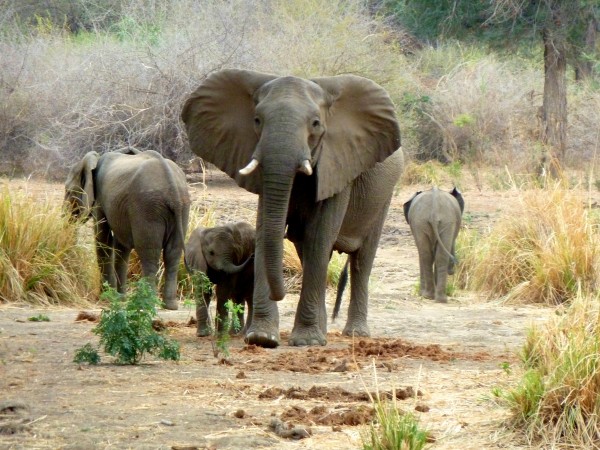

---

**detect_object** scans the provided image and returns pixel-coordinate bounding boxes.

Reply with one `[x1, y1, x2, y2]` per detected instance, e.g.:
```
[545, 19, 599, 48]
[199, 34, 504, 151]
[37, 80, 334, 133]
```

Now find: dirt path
[0, 173, 555, 449]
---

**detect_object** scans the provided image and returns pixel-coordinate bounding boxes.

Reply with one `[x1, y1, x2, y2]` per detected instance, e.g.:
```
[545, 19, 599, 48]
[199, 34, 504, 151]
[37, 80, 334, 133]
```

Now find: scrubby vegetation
[74, 279, 180, 365]
[456, 182, 600, 305]
[0, 187, 98, 305]
[494, 290, 600, 447]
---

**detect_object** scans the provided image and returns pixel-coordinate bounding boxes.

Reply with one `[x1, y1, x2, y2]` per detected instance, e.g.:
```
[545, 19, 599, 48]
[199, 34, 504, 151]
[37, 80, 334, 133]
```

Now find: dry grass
[456, 182, 600, 304]
[0, 0, 411, 179]
[499, 288, 600, 447]
[0, 187, 99, 305]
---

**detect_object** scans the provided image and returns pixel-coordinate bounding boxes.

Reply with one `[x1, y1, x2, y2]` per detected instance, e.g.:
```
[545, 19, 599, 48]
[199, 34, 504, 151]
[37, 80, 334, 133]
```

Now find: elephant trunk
[222, 254, 253, 274]
[262, 172, 294, 301]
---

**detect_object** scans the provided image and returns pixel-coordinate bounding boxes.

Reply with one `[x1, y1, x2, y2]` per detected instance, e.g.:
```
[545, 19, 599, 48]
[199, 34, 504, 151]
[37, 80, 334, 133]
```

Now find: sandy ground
[0, 170, 563, 449]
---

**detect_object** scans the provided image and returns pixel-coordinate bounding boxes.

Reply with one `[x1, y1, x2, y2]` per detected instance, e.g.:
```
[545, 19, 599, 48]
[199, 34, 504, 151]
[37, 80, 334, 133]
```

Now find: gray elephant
[64, 149, 191, 309]
[184, 222, 255, 337]
[403, 187, 464, 303]
[181, 69, 403, 347]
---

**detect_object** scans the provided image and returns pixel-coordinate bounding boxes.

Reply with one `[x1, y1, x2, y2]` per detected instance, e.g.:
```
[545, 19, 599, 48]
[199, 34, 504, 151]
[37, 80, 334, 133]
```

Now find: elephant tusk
[298, 160, 313, 176]
[239, 159, 259, 175]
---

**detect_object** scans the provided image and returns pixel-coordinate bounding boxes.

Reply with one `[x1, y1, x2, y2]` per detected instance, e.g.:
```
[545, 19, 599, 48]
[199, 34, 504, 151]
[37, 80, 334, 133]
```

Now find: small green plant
[73, 343, 101, 365]
[362, 401, 430, 450]
[28, 314, 50, 322]
[500, 361, 512, 375]
[214, 300, 244, 359]
[73, 279, 180, 365]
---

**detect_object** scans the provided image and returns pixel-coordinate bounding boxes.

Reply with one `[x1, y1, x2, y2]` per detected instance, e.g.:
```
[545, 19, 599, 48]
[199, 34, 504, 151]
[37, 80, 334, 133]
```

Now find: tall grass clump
[456, 183, 600, 304]
[497, 289, 600, 447]
[0, 188, 98, 305]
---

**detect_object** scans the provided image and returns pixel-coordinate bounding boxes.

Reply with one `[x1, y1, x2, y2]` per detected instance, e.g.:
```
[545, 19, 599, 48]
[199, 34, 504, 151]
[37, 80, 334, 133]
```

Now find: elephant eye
[209, 250, 215, 256]
[254, 116, 261, 127]
[312, 119, 321, 128]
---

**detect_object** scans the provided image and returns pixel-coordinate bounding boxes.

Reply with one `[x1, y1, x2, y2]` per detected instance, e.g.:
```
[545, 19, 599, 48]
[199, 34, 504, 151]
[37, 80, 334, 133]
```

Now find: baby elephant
[403, 187, 464, 303]
[185, 222, 255, 336]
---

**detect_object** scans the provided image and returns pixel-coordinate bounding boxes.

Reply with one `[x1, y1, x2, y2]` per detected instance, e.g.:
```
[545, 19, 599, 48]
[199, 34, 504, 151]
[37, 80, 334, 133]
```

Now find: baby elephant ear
[450, 187, 465, 213]
[311, 75, 401, 201]
[403, 191, 422, 224]
[185, 228, 208, 274]
[181, 69, 278, 194]
[65, 151, 99, 217]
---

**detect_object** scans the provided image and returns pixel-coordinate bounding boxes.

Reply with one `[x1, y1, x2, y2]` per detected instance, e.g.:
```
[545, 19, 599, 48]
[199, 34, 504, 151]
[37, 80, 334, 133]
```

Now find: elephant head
[64, 151, 100, 220]
[185, 222, 255, 276]
[181, 69, 400, 301]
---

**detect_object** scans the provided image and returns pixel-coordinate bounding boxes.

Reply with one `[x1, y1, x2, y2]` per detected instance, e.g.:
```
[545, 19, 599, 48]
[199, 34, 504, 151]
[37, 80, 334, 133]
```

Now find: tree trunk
[541, 28, 568, 162]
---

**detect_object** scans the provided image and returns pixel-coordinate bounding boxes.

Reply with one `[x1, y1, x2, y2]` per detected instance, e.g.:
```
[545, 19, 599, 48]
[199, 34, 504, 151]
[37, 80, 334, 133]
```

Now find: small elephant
[64, 148, 191, 309]
[182, 69, 403, 347]
[184, 222, 255, 337]
[403, 187, 464, 303]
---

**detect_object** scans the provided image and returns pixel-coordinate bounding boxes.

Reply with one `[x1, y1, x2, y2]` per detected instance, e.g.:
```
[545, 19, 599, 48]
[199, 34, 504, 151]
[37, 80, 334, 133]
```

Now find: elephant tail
[431, 189, 457, 265]
[332, 256, 350, 321]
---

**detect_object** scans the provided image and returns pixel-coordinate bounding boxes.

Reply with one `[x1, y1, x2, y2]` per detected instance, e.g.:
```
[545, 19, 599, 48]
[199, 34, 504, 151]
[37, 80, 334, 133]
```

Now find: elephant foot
[288, 325, 327, 347]
[196, 326, 212, 337]
[163, 299, 179, 310]
[435, 296, 448, 303]
[245, 331, 280, 348]
[342, 321, 370, 338]
[420, 289, 434, 300]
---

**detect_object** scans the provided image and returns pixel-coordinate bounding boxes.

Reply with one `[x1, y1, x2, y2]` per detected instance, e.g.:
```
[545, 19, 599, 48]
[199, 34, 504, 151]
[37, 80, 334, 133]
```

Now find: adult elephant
[403, 187, 464, 303]
[181, 69, 402, 347]
[185, 222, 255, 337]
[64, 149, 191, 309]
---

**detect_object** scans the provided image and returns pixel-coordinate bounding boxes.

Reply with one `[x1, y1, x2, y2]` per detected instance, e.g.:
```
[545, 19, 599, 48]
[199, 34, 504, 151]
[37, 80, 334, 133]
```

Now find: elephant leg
[162, 239, 183, 310]
[94, 217, 116, 289]
[135, 246, 161, 302]
[342, 206, 388, 337]
[113, 242, 131, 295]
[415, 232, 435, 300]
[196, 290, 212, 337]
[289, 193, 349, 347]
[433, 227, 454, 303]
[215, 288, 229, 334]
[245, 198, 280, 348]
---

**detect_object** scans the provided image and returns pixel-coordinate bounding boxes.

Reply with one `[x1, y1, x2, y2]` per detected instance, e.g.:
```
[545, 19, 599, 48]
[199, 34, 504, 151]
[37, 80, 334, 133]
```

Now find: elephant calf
[403, 187, 464, 303]
[64, 148, 191, 309]
[184, 222, 255, 337]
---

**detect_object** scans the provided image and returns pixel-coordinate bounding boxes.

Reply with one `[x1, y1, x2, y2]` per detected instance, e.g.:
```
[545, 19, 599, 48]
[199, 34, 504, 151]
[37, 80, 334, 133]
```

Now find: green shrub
[74, 279, 180, 365]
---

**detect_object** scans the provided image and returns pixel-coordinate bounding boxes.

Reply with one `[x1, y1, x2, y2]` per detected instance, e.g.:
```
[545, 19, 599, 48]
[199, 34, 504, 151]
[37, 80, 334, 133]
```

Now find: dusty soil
[0, 170, 565, 449]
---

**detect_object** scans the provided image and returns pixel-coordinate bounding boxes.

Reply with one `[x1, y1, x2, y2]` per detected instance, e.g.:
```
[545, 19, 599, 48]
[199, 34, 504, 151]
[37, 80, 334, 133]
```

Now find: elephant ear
[184, 228, 208, 273]
[403, 191, 422, 224]
[450, 187, 465, 214]
[181, 69, 278, 194]
[311, 75, 401, 201]
[64, 151, 99, 217]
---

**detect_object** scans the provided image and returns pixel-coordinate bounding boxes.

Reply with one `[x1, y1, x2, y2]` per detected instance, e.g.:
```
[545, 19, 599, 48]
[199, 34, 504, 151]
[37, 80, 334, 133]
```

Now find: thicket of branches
[0, 0, 598, 179]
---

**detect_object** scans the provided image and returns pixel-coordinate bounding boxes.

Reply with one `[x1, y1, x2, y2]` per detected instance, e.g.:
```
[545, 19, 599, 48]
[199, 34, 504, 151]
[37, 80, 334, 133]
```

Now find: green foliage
[362, 401, 430, 450]
[73, 343, 100, 365]
[75, 279, 180, 365]
[27, 314, 50, 322]
[214, 300, 244, 358]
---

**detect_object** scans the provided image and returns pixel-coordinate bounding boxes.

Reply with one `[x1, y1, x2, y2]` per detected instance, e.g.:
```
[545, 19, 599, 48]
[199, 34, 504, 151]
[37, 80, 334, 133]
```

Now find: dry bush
[0, 187, 99, 305]
[500, 290, 600, 447]
[567, 81, 600, 167]
[456, 183, 600, 304]
[407, 47, 541, 169]
[0, 0, 411, 179]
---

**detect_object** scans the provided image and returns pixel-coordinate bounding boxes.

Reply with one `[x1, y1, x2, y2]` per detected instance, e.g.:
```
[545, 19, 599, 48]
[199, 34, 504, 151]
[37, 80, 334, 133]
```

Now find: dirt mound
[281, 404, 374, 426]
[258, 385, 420, 402]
